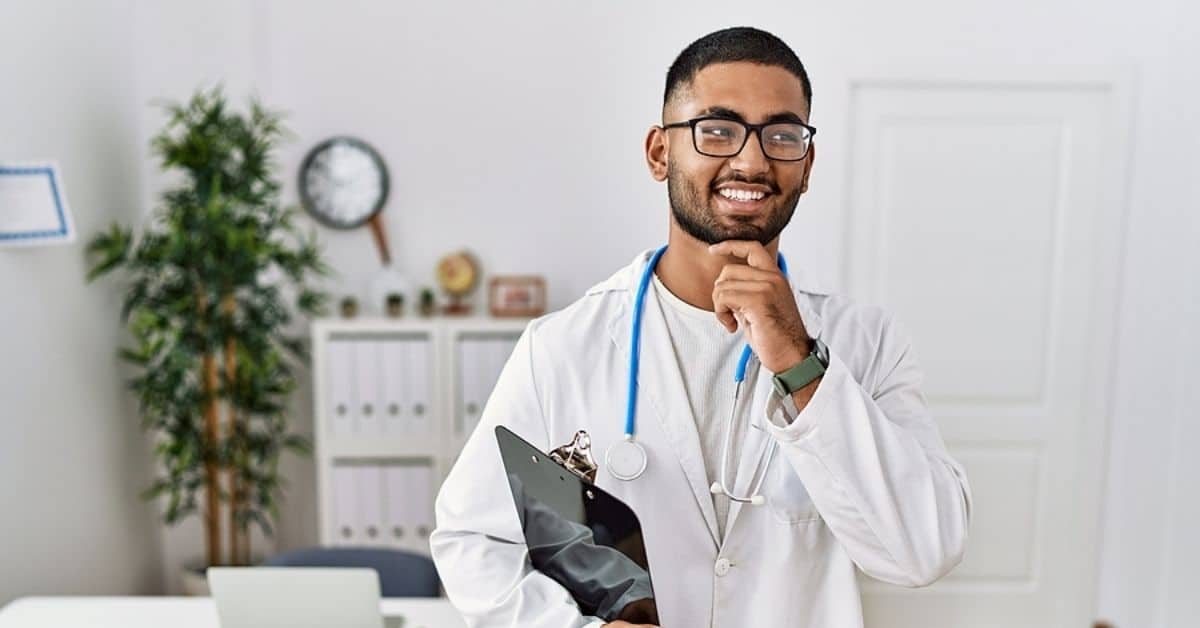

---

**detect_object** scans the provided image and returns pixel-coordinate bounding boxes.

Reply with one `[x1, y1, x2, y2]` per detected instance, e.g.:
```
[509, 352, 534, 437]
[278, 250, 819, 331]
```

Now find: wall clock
[298, 136, 392, 264]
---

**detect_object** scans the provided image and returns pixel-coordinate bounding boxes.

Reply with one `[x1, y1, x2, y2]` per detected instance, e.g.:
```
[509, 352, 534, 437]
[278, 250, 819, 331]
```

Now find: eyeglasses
[661, 116, 816, 162]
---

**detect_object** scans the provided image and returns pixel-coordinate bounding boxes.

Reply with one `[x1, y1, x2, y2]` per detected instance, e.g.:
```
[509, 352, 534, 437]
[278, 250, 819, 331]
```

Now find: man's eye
[702, 127, 735, 138]
[768, 132, 801, 144]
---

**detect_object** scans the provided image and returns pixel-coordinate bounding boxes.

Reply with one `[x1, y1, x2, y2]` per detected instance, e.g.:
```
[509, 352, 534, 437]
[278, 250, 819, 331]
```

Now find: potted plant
[86, 87, 329, 592]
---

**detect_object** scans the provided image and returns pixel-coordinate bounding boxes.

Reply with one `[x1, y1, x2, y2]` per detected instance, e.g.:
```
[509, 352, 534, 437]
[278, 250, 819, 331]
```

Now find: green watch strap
[771, 338, 829, 397]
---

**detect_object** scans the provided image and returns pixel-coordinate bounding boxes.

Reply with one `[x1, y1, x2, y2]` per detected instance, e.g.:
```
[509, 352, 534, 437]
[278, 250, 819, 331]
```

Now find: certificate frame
[0, 162, 75, 246]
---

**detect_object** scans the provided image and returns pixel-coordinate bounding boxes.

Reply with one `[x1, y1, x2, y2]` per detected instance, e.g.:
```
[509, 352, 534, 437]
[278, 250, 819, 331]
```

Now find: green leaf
[282, 434, 312, 456]
[84, 223, 133, 282]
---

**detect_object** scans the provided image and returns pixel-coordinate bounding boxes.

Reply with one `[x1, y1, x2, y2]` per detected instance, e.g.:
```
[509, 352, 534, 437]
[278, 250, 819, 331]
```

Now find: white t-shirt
[651, 272, 762, 540]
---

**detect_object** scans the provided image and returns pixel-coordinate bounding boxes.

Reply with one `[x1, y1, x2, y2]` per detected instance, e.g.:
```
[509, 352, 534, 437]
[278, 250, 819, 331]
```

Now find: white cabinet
[312, 318, 528, 556]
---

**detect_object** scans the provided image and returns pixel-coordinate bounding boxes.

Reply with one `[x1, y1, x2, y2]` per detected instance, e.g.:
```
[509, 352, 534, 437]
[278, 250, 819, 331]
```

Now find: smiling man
[431, 27, 972, 628]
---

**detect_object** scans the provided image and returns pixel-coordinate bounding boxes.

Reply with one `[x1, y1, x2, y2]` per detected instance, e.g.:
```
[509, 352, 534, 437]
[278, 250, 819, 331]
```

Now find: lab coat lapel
[723, 288, 825, 536]
[721, 363, 775, 535]
[606, 264, 722, 550]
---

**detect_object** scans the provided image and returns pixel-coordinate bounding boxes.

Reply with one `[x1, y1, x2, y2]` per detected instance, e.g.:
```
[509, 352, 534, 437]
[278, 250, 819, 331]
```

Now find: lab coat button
[714, 558, 731, 576]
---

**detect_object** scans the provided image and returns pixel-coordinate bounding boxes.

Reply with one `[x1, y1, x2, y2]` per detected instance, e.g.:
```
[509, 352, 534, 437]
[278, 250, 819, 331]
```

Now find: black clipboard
[495, 426, 659, 625]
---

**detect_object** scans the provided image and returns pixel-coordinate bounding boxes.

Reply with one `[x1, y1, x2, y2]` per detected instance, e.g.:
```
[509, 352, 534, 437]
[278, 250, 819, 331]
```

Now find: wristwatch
[771, 337, 829, 397]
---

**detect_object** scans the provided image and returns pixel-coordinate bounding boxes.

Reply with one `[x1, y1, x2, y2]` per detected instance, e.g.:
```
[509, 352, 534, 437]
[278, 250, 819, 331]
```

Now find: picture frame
[0, 162, 75, 247]
[489, 275, 546, 318]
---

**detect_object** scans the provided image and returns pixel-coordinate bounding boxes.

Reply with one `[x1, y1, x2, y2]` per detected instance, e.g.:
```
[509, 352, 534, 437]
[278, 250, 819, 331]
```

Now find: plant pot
[180, 561, 210, 596]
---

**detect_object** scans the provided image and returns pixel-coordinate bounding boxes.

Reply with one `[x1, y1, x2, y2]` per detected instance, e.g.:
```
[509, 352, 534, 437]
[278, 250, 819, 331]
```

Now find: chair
[264, 547, 441, 597]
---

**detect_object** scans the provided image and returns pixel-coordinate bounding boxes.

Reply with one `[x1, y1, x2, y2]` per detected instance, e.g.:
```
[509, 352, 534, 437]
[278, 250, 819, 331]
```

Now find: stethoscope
[605, 244, 788, 506]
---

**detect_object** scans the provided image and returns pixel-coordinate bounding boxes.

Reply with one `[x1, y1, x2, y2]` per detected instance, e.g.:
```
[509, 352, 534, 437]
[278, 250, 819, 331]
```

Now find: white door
[842, 74, 1129, 627]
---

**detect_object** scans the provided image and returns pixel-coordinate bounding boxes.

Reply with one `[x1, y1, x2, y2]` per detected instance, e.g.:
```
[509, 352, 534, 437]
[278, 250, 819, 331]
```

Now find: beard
[667, 158, 802, 246]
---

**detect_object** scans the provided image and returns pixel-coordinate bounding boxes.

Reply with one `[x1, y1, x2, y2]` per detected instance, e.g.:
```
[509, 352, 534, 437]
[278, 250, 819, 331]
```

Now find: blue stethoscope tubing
[607, 244, 789, 506]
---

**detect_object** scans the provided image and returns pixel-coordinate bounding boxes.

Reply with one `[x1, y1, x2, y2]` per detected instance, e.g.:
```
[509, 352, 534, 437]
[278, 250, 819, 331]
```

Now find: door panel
[845, 79, 1126, 627]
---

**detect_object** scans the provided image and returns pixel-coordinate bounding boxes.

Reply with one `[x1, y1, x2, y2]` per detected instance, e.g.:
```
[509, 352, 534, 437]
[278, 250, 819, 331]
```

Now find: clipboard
[495, 426, 659, 625]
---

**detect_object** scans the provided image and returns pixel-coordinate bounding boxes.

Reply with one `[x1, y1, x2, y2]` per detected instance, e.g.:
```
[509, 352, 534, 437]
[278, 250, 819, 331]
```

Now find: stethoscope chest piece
[606, 437, 648, 481]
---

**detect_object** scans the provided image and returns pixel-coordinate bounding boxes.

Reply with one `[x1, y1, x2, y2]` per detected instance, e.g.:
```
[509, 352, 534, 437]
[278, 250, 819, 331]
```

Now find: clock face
[298, 137, 389, 229]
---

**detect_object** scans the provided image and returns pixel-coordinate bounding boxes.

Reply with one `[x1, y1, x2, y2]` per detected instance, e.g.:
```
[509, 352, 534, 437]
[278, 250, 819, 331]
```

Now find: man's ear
[799, 141, 816, 194]
[645, 125, 669, 182]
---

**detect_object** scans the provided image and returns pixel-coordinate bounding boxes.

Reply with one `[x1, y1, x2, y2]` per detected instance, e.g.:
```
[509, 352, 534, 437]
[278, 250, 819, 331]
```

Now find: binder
[356, 465, 385, 545]
[388, 463, 417, 547]
[408, 339, 432, 437]
[485, 337, 510, 396]
[457, 337, 483, 437]
[331, 464, 359, 545]
[327, 340, 356, 438]
[411, 464, 435, 550]
[379, 339, 408, 437]
[353, 341, 382, 437]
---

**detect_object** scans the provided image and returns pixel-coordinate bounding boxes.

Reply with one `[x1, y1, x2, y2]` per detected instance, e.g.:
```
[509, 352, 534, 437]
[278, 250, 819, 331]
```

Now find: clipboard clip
[548, 430, 598, 483]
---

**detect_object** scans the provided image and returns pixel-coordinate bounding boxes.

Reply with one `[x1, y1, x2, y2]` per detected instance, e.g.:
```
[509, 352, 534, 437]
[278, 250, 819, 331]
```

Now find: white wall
[0, 0, 163, 605]
[1097, 0, 1200, 624]
[1, 0, 1196, 624]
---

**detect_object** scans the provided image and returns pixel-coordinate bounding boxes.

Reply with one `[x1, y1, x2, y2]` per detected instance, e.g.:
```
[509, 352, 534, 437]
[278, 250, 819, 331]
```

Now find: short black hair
[664, 27, 813, 115]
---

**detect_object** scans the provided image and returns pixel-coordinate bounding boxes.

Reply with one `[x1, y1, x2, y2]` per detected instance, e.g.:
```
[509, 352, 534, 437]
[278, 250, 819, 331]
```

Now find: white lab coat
[431, 249, 972, 628]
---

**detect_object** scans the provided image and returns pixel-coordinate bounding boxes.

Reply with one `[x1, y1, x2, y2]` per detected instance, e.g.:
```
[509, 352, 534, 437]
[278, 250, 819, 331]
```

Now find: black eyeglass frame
[660, 116, 817, 162]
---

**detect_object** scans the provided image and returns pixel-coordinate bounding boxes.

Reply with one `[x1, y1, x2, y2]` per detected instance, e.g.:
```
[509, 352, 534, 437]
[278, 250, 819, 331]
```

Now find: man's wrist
[789, 376, 822, 412]
[770, 337, 812, 374]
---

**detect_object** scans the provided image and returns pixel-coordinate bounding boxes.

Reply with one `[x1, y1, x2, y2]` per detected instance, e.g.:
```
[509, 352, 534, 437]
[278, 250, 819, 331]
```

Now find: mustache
[710, 174, 780, 195]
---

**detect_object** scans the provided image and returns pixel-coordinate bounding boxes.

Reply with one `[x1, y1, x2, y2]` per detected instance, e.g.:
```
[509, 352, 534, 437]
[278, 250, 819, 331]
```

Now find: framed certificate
[488, 275, 547, 318]
[0, 162, 75, 247]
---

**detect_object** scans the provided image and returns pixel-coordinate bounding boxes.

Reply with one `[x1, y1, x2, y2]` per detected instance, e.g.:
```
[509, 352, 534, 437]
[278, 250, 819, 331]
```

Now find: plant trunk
[202, 346, 222, 567]
[199, 287, 223, 568]
[222, 293, 242, 566]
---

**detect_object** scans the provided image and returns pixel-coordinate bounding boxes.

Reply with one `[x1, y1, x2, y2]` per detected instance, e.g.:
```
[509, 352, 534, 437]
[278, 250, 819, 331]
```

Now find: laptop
[207, 567, 408, 628]
[495, 426, 659, 625]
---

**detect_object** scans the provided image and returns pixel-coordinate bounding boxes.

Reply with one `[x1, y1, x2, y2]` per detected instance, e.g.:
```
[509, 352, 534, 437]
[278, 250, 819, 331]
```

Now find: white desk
[0, 596, 467, 628]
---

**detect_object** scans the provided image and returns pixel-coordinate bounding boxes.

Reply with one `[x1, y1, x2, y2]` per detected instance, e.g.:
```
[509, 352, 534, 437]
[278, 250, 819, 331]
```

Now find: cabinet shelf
[311, 316, 529, 557]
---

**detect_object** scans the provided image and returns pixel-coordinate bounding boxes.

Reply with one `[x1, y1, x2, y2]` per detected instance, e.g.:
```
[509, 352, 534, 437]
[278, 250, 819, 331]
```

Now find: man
[431, 27, 972, 627]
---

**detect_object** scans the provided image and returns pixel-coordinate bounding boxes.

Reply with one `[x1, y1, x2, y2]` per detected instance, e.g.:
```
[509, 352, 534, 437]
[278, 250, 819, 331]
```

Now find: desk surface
[0, 596, 466, 628]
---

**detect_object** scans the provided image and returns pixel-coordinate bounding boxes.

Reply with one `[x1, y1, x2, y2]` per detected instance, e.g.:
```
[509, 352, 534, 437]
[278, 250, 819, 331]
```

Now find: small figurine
[419, 288, 436, 317]
[340, 296, 358, 319]
[386, 292, 405, 318]
[436, 250, 480, 316]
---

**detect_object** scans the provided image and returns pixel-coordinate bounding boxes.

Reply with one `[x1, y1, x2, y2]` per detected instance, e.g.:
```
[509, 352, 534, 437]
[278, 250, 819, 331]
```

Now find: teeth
[718, 188, 766, 201]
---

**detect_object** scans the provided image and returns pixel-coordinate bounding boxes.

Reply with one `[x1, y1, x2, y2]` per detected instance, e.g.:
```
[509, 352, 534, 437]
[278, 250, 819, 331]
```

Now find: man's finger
[715, 264, 782, 286]
[713, 306, 738, 333]
[712, 285, 773, 333]
[708, 240, 777, 271]
[711, 289, 740, 333]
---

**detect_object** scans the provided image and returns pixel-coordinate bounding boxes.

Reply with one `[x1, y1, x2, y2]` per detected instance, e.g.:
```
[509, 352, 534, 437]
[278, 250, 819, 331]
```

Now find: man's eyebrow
[697, 106, 808, 125]
[697, 106, 745, 120]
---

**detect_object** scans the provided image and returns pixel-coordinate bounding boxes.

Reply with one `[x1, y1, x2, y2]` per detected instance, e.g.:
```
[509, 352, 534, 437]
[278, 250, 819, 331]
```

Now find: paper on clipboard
[0, 161, 75, 247]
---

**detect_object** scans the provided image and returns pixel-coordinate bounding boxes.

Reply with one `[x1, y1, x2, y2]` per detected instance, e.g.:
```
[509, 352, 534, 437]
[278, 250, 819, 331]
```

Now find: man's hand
[708, 240, 811, 374]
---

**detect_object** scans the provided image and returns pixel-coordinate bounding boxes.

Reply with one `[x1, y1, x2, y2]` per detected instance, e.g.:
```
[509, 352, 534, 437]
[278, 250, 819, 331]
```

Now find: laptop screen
[495, 426, 658, 625]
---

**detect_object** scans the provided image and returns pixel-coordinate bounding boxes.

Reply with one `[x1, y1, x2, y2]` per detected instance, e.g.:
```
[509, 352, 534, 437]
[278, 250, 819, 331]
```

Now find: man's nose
[728, 130, 771, 176]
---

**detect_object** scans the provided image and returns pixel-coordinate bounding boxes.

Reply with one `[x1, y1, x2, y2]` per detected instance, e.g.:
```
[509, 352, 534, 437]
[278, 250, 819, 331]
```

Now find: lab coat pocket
[765, 458, 821, 524]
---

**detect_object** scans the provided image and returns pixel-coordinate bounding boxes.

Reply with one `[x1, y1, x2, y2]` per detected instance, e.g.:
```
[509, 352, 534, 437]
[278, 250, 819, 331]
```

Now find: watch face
[299, 137, 389, 229]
